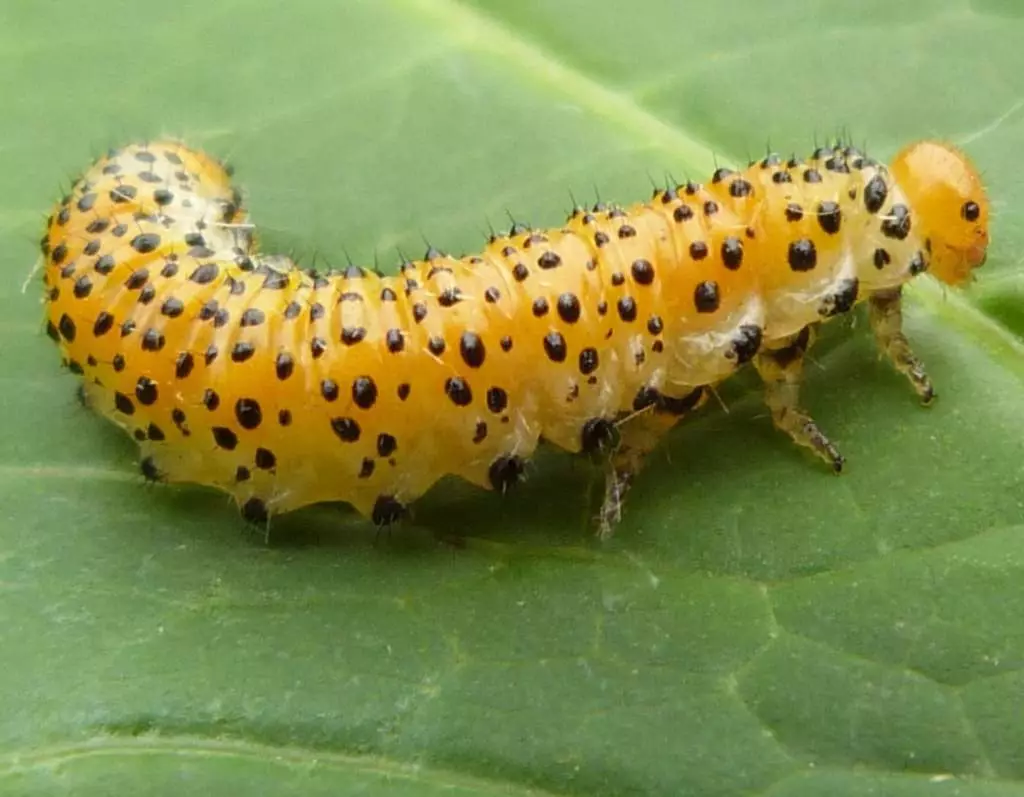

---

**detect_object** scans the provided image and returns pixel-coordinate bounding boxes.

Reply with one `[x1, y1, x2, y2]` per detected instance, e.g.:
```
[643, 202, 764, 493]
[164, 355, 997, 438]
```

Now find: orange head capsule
[888, 140, 989, 285]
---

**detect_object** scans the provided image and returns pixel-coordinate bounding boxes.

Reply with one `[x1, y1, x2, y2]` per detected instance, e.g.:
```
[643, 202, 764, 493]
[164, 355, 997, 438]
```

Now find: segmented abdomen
[41, 141, 932, 523]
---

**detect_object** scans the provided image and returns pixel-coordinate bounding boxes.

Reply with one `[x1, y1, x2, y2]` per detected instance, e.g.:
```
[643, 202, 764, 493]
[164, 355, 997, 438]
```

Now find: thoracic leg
[867, 287, 935, 404]
[754, 325, 845, 473]
[596, 387, 706, 539]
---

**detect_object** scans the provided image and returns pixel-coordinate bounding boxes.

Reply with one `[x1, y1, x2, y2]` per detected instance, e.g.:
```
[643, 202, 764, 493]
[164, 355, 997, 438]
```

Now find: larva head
[888, 141, 989, 285]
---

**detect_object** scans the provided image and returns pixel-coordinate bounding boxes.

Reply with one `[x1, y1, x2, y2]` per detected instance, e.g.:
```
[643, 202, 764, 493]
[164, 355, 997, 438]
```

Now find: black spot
[138, 284, 157, 305]
[817, 201, 842, 234]
[580, 418, 617, 454]
[438, 287, 463, 307]
[352, 376, 378, 409]
[262, 271, 289, 290]
[147, 423, 165, 442]
[213, 427, 238, 450]
[821, 278, 860, 317]
[235, 398, 262, 429]
[275, 352, 294, 380]
[131, 232, 161, 253]
[397, 383, 411, 401]
[240, 308, 265, 327]
[785, 203, 803, 222]
[873, 248, 891, 269]
[241, 498, 268, 525]
[93, 312, 114, 336]
[125, 268, 149, 290]
[377, 433, 398, 457]
[213, 309, 230, 328]
[532, 297, 549, 317]
[803, 169, 823, 184]
[772, 171, 793, 184]
[160, 297, 184, 317]
[647, 316, 663, 335]
[674, 205, 694, 222]
[712, 167, 734, 183]
[729, 178, 753, 198]
[231, 342, 255, 363]
[284, 301, 302, 320]
[617, 296, 637, 322]
[512, 263, 529, 281]
[141, 329, 165, 351]
[704, 200, 719, 216]
[689, 241, 708, 260]
[460, 332, 486, 367]
[578, 347, 599, 375]
[537, 251, 561, 269]
[631, 259, 655, 285]
[769, 326, 812, 368]
[473, 421, 488, 443]
[73, 275, 92, 299]
[94, 254, 115, 275]
[488, 455, 525, 493]
[557, 293, 581, 323]
[114, 392, 135, 415]
[788, 239, 817, 271]
[135, 376, 158, 405]
[617, 224, 637, 239]
[484, 286, 501, 303]
[83, 240, 100, 256]
[278, 409, 292, 426]
[445, 377, 473, 406]
[372, 496, 405, 526]
[189, 263, 219, 284]
[386, 328, 404, 353]
[331, 417, 361, 442]
[153, 188, 174, 206]
[121, 320, 137, 338]
[962, 200, 980, 222]
[611, 272, 625, 287]
[77, 193, 97, 212]
[236, 466, 251, 482]
[882, 204, 911, 240]
[255, 448, 276, 470]
[175, 352, 194, 379]
[486, 386, 508, 413]
[909, 250, 928, 276]
[341, 326, 367, 345]
[112, 354, 125, 372]
[721, 237, 743, 270]
[110, 184, 138, 203]
[202, 389, 220, 411]
[864, 175, 888, 214]
[594, 231, 610, 247]
[380, 287, 397, 302]
[500, 336, 513, 352]
[731, 324, 763, 364]
[543, 331, 567, 362]
[140, 456, 162, 482]
[321, 378, 339, 401]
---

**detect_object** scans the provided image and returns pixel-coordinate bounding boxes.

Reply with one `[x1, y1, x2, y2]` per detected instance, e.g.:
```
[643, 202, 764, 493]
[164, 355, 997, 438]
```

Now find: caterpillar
[39, 138, 989, 536]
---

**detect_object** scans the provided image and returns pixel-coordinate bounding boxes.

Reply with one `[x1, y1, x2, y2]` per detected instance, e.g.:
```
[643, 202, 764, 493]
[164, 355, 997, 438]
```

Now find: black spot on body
[460, 332, 486, 367]
[788, 239, 817, 271]
[731, 324, 763, 364]
[352, 376, 378, 409]
[864, 175, 888, 213]
[488, 455, 524, 493]
[721, 237, 743, 269]
[581, 418, 617, 453]
[331, 417, 361, 442]
[213, 427, 238, 450]
[445, 377, 473, 406]
[817, 201, 842, 234]
[557, 293, 581, 323]
[543, 331, 567, 361]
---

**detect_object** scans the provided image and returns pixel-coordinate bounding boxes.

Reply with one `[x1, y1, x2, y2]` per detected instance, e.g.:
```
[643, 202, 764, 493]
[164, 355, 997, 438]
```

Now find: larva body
[40, 139, 989, 530]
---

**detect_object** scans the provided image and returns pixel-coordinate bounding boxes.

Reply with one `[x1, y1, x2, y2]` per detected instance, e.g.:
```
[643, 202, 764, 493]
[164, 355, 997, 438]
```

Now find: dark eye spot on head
[961, 200, 980, 222]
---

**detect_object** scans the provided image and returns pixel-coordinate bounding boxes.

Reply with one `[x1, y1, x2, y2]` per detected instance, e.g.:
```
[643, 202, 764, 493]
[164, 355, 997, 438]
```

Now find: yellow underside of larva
[41, 140, 986, 524]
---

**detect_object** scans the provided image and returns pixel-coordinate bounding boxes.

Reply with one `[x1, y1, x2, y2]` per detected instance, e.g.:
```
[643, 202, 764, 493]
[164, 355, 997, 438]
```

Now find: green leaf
[3, 1, 1024, 795]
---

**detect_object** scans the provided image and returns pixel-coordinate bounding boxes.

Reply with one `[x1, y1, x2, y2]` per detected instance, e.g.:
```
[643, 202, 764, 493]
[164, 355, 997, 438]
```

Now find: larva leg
[867, 287, 936, 405]
[754, 327, 845, 473]
[596, 387, 706, 538]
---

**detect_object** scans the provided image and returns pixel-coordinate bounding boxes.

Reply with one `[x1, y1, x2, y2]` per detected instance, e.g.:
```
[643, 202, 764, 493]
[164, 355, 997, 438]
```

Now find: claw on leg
[755, 326, 845, 473]
[868, 287, 936, 405]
